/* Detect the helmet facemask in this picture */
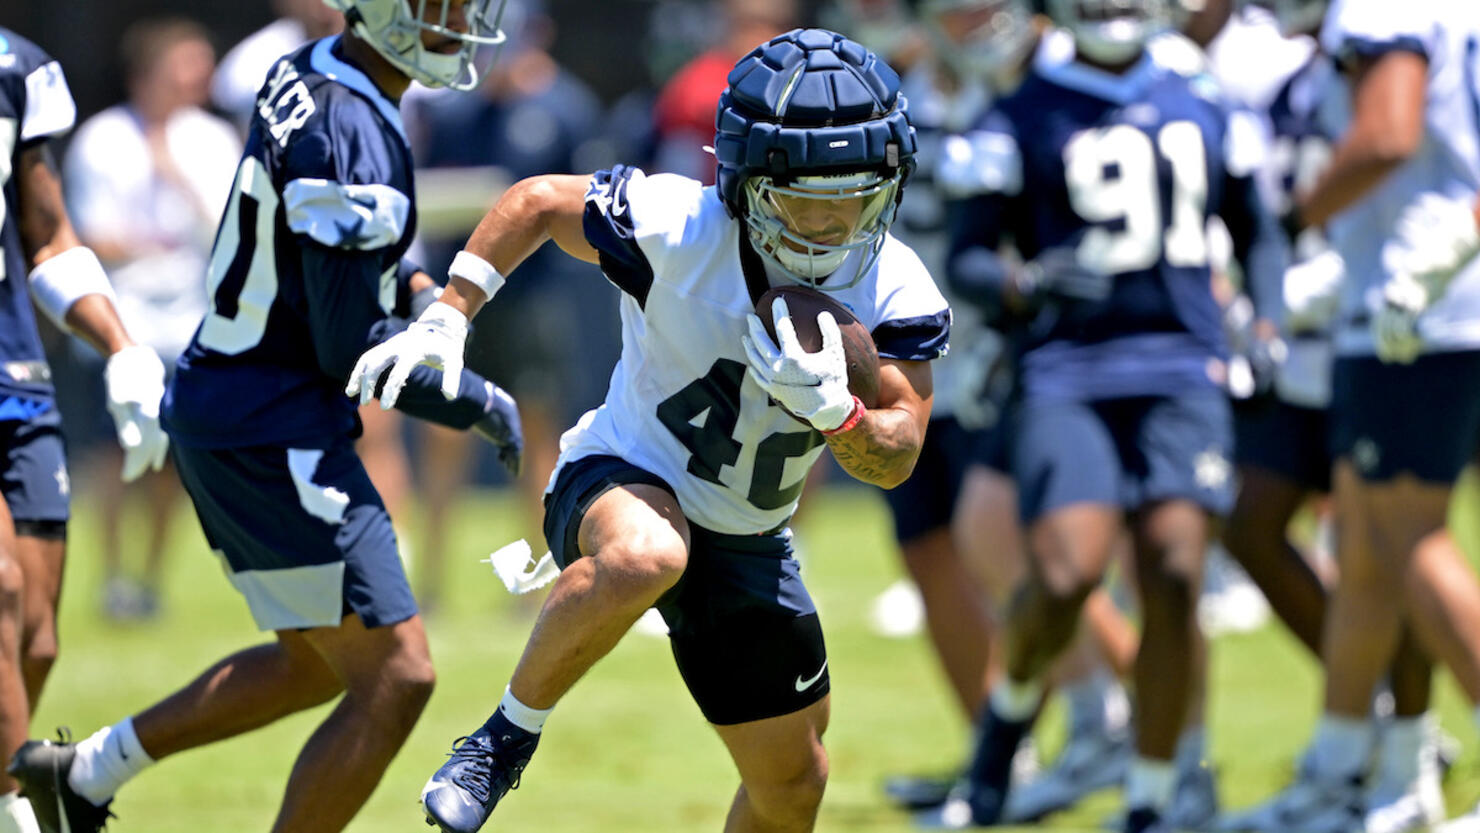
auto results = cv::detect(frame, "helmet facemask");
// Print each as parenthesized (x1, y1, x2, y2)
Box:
(1050, 0, 1169, 65)
(925, 0, 1037, 89)
(328, 0, 509, 90)
(744, 170, 903, 291)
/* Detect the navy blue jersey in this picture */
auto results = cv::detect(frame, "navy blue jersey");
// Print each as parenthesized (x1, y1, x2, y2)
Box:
(166, 37, 435, 448)
(1264, 53, 1336, 258)
(949, 54, 1283, 402)
(0, 29, 75, 405)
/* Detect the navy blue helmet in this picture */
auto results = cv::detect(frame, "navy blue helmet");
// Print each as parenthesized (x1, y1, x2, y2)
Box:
(714, 29, 917, 290)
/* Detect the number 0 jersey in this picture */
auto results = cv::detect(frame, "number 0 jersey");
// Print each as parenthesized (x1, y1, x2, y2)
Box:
(559, 166, 950, 535)
(165, 36, 418, 448)
(0, 29, 76, 406)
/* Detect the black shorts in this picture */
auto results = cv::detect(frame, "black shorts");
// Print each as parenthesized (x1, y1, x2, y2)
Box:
(1234, 398, 1331, 492)
(1330, 352, 1480, 484)
(544, 454, 829, 725)
(882, 416, 994, 544)
(0, 406, 69, 524)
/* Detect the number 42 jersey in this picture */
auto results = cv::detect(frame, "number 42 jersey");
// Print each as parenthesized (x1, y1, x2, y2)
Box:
(165, 36, 418, 448)
(563, 166, 951, 536)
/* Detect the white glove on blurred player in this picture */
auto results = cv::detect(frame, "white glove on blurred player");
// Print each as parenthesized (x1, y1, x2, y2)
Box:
(1372, 272, 1428, 365)
(1392, 192, 1480, 289)
(1283, 250, 1345, 332)
(347, 301, 469, 408)
(104, 344, 168, 482)
(742, 298, 859, 433)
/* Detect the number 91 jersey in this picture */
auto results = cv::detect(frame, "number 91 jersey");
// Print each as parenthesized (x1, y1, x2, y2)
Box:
(165, 36, 416, 448)
(957, 51, 1256, 401)
(562, 166, 950, 536)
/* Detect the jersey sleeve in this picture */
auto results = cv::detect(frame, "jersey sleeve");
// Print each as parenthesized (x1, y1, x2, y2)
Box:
(869, 241, 952, 362)
(1321, 0, 1442, 64)
(581, 164, 705, 308)
(279, 91, 411, 251)
(0, 32, 76, 145)
(935, 109, 1024, 200)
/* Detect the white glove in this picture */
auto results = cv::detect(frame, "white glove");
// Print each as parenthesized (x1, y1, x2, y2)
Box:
(1391, 192, 1480, 291)
(346, 301, 469, 408)
(1283, 250, 1345, 332)
(1372, 272, 1428, 365)
(742, 297, 858, 433)
(104, 345, 168, 482)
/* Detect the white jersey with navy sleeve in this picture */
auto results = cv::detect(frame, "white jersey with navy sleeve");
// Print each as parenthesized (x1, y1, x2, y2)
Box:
(0, 28, 75, 404)
(556, 166, 950, 535)
(1321, 0, 1480, 355)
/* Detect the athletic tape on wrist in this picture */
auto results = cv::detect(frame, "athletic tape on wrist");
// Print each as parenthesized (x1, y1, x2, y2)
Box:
(28, 246, 117, 333)
(448, 250, 506, 298)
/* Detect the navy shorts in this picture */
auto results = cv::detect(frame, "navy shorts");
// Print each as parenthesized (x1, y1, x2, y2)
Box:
(173, 438, 416, 632)
(1012, 392, 1235, 524)
(883, 416, 995, 544)
(1, 407, 70, 524)
(1330, 351, 1480, 485)
(544, 454, 829, 726)
(1234, 398, 1331, 492)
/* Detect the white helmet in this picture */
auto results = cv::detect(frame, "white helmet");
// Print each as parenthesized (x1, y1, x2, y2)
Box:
(920, 0, 1038, 87)
(322, 0, 508, 90)
(1047, 0, 1172, 64)
(1240, 0, 1328, 37)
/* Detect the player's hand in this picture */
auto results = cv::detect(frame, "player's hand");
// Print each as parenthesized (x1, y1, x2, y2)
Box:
(473, 382, 524, 477)
(1224, 296, 1287, 399)
(346, 302, 469, 408)
(104, 344, 169, 482)
(742, 298, 857, 433)
(1283, 250, 1345, 333)
(1390, 192, 1480, 291)
(1372, 273, 1427, 365)
(1014, 247, 1113, 307)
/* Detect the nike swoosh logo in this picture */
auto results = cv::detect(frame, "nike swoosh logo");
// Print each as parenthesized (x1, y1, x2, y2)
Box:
(795, 660, 828, 692)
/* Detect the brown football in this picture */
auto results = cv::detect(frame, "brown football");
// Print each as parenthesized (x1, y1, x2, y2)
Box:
(757, 285, 881, 409)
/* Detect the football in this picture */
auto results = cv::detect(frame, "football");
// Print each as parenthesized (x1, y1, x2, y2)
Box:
(757, 285, 881, 408)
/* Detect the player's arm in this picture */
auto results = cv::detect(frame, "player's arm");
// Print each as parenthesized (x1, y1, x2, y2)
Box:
(1222, 171, 1290, 327)
(1292, 49, 1427, 231)
(823, 359, 932, 489)
(17, 142, 168, 481)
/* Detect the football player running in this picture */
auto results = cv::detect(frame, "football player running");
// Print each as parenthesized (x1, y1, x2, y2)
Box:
(1224, 1, 1480, 831)
(0, 27, 170, 833)
(942, 0, 1289, 829)
(351, 28, 949, 833)
(7, 3, 522, 833)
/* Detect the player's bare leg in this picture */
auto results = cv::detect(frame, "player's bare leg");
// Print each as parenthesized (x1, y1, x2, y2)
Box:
(137, 466, 182, 612)
(1407, 529, 1480, 703)
(412, 424, 476, 612)
(12, 527, 63, 709)
(507, 484, 691, 708)
(715, 697, 830, 833)
(0, 498, 27, 797)
(1130, 500, 1206, 762)
(356, 405, 410, 517)
(270, 614, 435, 833)
(1222, 465, 1328, 654)
(901, 527, 992, 719)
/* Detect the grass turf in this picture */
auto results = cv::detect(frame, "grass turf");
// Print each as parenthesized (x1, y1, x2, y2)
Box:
(30, 483, 1480, 831)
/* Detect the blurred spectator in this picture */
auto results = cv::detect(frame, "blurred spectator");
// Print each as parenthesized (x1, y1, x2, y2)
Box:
(405, 3, 618, 612)
(651, 0, 797, 182)
(63, 18, 241, 620)
(211, 0, 343, 130)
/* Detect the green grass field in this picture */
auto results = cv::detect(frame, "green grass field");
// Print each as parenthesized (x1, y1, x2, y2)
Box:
(32, 484, 1480, 832)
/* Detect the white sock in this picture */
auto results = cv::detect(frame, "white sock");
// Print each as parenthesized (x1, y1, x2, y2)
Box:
(1176, 725, 1207, 771)
(68, 717, 155, 806)
(1311, 714, 1373, 780)
(1125, 757, 1177, 812)
(0, 793, 40, 833)
(989, 676, 1044, 722)
(1378, 715, 1425, 787)
(497, 686, 553, 735)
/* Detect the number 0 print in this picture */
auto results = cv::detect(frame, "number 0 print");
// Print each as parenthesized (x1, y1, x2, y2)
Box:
(1064, 120, 1210, 274)
(198, 156, 282, 355)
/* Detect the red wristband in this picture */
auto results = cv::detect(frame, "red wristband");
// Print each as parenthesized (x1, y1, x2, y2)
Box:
(821, 395, 866, 436)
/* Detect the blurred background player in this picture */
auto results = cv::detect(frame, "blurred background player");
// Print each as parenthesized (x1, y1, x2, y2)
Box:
(212, 0, 345, 129)
(7, 3, 523, 833)
(0, 25, 170, 833)
(945, 0, 1289, 829)
(62, 17, 241, 621)
(403, 0, 616, 613)
(356, 28, 946, 833)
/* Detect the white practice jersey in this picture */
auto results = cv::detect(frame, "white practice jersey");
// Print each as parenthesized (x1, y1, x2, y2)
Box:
(1322, 0, 1480, 355)
(554, 166, 951, 535)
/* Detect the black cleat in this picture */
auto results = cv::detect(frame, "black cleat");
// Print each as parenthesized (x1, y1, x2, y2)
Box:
(421, 712, 539, 833)
(9, 733, 113, 833)
(964, 706, 1034, 826)
(1124, 806, 1167, 833)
